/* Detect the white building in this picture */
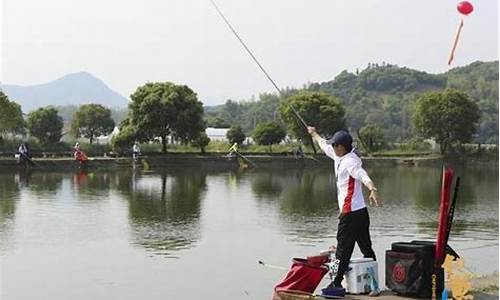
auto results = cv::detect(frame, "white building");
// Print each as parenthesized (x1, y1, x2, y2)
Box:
(96, 126, 120, 144)
(205, 127, 230, 142)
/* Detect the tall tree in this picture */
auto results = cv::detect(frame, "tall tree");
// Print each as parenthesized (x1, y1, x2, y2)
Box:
(358, 125, 384, 153)
(111, 118, 136, 152)
(27, 107, 63, 145)
(129, 82, 205, 153)
(0, 91, 24, 138)
(414, 89, 480, 154)
(71, 104, 115, 144)
(279, 91, 345, 148)
(252, 122, 286, 152)
(191, 132, 210, 154)
(226, 125, 246, 145)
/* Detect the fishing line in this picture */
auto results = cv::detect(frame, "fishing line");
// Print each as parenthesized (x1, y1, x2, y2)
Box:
(209, 0, 317, 153)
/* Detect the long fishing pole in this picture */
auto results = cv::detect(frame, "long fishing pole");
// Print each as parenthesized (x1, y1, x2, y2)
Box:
(235, 150, 257, 168)
(20, 152, 43, 169)
(209, 0, 317, 154)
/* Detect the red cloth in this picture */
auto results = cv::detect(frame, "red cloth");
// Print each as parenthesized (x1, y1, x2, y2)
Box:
(274, 258, 327, 294)
(74, 150, 88, 162)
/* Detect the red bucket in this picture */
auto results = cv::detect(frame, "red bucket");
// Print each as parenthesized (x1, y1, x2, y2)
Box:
(274, 258, 328, 294)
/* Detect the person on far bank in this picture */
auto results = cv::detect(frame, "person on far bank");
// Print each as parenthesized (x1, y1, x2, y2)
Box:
(132, 142, 141, 161)
(17, 142, 30, 164)
(308, 126, 382, 296)
(73, 142, 88, 165)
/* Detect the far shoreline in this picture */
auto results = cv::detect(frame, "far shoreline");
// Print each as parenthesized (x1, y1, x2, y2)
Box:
(0, 152, 497, 172)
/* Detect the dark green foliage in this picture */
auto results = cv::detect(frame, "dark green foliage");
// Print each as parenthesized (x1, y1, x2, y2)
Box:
(191, 132, 210, 154)
(399, 137, 432, 152)
(205, 61, 498, 144)
(358, 125, 384, 153)
(414, 89, 480, 154)
(279, 91, 345, 147)
(71, 104, 115, 144)
(53, 105, 128, 126)
(204, 92, 287, 134)
(252, 122, 287, 152)
(111, 119, 136, 152)
(27, 107, 64, 145)
(129, 82, 205, 153)
(205, 115, 230, 128)
(0, 91, 24, 136)
(226, 125, 246, 145)
(446, 61, 499, 144)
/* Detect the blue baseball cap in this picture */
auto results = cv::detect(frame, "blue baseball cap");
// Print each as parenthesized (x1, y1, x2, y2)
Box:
(326, 130, 353, 146)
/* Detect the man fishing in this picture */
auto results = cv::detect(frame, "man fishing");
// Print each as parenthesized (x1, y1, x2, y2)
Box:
(308, 126, 382, 296)
(132, 142, 141, 161)
(17, 142, 31, 165)
(73, 142, 88, 165)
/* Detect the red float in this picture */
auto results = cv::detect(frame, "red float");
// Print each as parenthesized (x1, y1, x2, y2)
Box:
(457, 1, 474, 16)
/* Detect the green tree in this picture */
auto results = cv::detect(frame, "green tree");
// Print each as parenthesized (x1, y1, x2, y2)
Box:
(26, 107, 63, 145)
(205, 115, 230, 128)
(358, 125, 384, 153)
(71, 104, 115, 144)
(0, 92, 24, 138)
(414, 89, 480, 154)
(129, 82, 205, 153)
(226, 125, 246, 145)
(279, 91, 345, 150)
(252, 122, 286, 152)
(191, 132, 210, 154)
(111, 119, 136, 153)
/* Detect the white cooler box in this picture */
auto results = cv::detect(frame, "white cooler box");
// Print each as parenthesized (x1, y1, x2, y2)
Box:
(342, 258, 379, 294)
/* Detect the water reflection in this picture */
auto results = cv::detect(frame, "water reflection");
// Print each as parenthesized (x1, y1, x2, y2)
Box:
(112, 169, 207, 257)
(0, 173, 19, 252)
(0, 162, 496, 260)
(25, 172, 64, 197)
(251, 167, 337, 244)
(71, 170, 112, 199)
(248, 163, 498, 245)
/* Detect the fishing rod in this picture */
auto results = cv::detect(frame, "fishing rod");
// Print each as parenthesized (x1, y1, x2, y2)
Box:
(234, 150, 258, 168)
(209, 0, 317, 154)
(20, 152, 43, 169)
(227, 143, 258, 167)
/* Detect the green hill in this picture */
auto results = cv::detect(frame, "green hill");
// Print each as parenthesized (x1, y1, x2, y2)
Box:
(205, 61, 498, 144)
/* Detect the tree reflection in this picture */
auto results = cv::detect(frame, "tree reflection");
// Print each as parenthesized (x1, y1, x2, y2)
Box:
(250, 167, 337, 243)
(368, 163, 499, 240)
(0, 173, 19, 252)
(250, 171, 284, 200)
(278, 168, 337, 243)
(71, 170, 112, 199)
(112, 169, 207, 257)
(25, 172, 64, 197)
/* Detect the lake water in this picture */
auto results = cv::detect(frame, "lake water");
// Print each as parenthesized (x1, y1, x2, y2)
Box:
(0, 162, 498, 299)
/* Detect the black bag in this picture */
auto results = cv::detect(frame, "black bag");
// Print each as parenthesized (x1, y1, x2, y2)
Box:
(386, 241, 444, 298)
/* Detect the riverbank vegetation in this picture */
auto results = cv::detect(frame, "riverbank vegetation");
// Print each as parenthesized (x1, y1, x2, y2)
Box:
(0, 61, 497, 158)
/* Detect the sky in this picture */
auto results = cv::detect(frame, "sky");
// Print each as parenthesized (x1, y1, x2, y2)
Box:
(1, 0, 499, 106)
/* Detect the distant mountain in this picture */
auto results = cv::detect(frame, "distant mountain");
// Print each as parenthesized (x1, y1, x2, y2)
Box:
(1, 72, 128, 112)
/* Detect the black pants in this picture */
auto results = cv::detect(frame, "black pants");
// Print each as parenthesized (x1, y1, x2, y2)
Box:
(333, 207, 376, 286)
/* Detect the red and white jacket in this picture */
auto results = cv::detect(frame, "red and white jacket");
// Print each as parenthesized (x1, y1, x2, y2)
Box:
(318, 139, 372, 214)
